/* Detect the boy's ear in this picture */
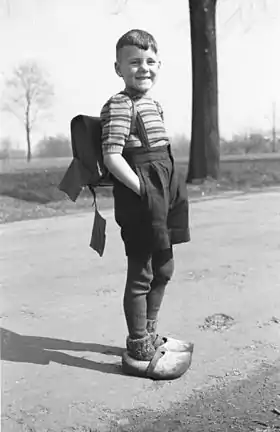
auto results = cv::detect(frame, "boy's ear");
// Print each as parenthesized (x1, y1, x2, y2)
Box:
(114, 62, 122, 77)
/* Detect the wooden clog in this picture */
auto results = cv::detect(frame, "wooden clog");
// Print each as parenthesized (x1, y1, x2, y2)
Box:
(122, 343, 193, 380)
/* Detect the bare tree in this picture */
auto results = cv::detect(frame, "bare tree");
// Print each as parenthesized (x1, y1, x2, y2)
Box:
(1, 61, 54, 162)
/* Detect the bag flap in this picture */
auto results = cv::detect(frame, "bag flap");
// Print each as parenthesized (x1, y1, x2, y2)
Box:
(70, 115, 103, 175)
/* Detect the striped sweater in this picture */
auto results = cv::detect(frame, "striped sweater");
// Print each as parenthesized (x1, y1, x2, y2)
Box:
(100, 91, 169, 154)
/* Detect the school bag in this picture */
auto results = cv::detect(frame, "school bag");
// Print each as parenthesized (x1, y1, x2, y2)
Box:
(58, 114, 112, 203)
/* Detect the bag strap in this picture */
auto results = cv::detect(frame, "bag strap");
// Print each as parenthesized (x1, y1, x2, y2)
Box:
(154, 100, 164, 120)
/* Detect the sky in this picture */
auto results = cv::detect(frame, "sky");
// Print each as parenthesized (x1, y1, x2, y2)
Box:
(0, 0, 279, 149)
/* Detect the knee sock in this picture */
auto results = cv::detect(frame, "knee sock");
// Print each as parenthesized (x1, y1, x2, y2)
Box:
(123, 256, 153, 339)
(147, 248, 174, 321)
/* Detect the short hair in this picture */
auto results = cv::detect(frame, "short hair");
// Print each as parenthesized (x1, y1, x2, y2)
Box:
(116, 29, 158, 59)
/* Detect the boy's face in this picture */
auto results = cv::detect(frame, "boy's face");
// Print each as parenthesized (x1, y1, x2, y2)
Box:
(115, 45, 161, 94)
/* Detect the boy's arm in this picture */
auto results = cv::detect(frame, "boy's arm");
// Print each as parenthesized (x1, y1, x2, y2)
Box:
(103, 153, 141, 196)
(101, 95, 141, 196)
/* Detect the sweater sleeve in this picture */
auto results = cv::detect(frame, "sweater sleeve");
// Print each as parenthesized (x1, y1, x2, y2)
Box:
(100, 94, 131, 155)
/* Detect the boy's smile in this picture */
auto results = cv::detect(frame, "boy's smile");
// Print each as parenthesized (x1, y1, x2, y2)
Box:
(115, 46, 161, 94)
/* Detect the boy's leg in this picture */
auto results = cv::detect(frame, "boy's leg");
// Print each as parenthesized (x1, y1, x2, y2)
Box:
(123, 255, 156, 361)
(124, 255, 152, 338)
(146, 248, 174, 339)
(147, 248, 174, 321)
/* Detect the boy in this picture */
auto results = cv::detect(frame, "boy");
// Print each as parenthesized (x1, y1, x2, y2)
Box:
(100, 29, 192, 374)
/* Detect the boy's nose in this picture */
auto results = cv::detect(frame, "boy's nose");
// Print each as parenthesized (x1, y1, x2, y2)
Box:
(139, 62, 149, 72)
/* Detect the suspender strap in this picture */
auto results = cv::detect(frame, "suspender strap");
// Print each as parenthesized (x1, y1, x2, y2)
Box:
(122, 91, 150, 148)
(134, 108, 150, 148)
(129, 99, 137, 136)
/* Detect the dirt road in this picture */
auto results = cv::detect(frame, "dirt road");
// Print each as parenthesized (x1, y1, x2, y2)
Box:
(1, 189, 280, 431)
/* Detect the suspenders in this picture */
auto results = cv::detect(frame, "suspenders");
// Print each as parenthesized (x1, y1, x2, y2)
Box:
(131, 100, 150, 148)
(122, 91, 153, 149)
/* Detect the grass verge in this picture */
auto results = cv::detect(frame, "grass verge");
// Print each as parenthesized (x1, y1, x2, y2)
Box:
(1, 158, 280, 223)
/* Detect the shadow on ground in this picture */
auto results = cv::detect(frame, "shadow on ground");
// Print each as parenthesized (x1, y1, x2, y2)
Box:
(0, 327, 124, 375)
(1, 330, 280, 431)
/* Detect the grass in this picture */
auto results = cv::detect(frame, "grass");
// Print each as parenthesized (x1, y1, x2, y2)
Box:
(0, 155, 280, 223)
(0, 156, 72, 173)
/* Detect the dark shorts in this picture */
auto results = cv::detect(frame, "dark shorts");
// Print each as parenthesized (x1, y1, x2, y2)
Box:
(113, 145, 190, 258)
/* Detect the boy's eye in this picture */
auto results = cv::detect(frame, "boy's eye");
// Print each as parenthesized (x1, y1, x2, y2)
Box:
(129, 59, 157, 67)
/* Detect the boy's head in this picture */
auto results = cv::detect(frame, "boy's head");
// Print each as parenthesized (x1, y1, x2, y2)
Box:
(115, 29, 161, 94)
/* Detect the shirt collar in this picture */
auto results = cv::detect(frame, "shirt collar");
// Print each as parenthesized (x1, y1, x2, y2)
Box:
(122, 87, 150, 101)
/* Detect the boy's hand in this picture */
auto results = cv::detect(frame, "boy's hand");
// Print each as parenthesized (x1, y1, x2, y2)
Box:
(103, 153, 141, 195)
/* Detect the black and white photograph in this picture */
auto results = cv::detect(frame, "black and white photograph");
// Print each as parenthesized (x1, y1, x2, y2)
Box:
(1, 1, 279, 431)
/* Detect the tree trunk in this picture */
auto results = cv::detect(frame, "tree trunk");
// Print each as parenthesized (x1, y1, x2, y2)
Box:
(187, 0, 220, 183)
(25, 108, 32, 162)
(26, 129, 31, 162)
(25, 125, 32, 162)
